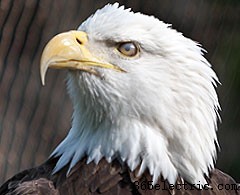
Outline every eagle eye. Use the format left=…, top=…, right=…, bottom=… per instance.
left=117, top=42, right=139, bottom=57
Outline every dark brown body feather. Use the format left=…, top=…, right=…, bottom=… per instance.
left=0, top=157, right=239, bottom=195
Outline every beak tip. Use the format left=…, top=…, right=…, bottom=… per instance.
left=40, top=61, right=47, bottom=86
left=40, top=69, right=46, bottom=86
left=41, top=77, right=45, bottom=86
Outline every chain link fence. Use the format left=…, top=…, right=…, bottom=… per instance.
left=0, top=0, right=239, bottom=184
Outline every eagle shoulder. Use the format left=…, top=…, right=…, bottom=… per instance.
left=0, top=158, right=239, bottom=195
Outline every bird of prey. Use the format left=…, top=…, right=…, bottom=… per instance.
left=0, top=3, right=239, bottom=195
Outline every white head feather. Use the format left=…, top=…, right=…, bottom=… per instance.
left=51, top=3, right=220, bottom=187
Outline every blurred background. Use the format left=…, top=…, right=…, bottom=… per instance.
left=0, top=0, right=239, bottom=184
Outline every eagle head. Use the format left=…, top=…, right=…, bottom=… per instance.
left=40, top=3, right=220, bottom=186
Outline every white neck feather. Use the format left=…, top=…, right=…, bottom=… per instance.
left=51, top=69, right=219, bottom=187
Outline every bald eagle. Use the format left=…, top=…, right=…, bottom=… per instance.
left=0, top=3, right=239, bottom=195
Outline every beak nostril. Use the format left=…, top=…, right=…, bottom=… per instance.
left=76, top=38, right=83, bottom=45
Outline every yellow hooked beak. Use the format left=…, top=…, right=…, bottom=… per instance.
left=40, top=30, right=124, bottom=85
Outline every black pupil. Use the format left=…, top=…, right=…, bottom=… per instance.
left=124, top=43, right=132, bottom=51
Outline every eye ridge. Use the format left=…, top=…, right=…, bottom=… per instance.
left=117, top=42, right=139, bottom=57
